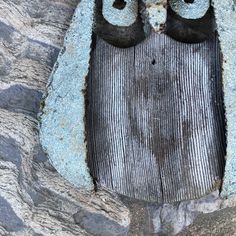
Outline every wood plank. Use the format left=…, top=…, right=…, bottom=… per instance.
left=87, top=32, right=226, bottom=202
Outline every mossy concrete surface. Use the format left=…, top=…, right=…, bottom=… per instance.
left=213, top=0, right=236, bottom=198
left=142, top=0, right=167, bottom=32
left=170, top=0, right=210, bottom=19
left=40, top=0, right=95, bottom=190
left=103, top=0, right=138, bottom=26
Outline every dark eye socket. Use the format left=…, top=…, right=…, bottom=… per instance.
left=112, top=0, right=127, bottom=10
left=95, top=0, right=146, bottom=48
left=184, top=0, right=195, bottom=3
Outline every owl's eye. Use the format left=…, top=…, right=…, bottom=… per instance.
left=169, top=0, right=210, bottom=20
left=166, top=0, right=214, bottom=43
left=112, top=0, right=127, bottom=10
left=94, top=0, right=146, bottom=48
left=94, top=0, right=213, bottom=47
left=94, top=0, right=169, bottom=48
left=103, top=0, right=137, bottom=26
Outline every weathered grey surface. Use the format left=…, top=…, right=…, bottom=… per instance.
left=178, top=205, right=236, bottom=236
left=0, top=1, right=130, bottom=235
left=122, top=191, right=236, bottom=236
left=87, top=32, right=225, bottom=202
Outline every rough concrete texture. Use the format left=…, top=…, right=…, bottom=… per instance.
left=103, top=0, right=138, bottom=26
left=178, top=205, right=236, bottom=235
left=40, top=0, right=94, bottom=190
left=142, top=0, right=167, bottom=32
left=141, top=0, right=167, bottom=33
left=151, top=191, right=223, bottom=235
left=122, top=191, right=236, bottom=235
left=213, top=0, right=236, bottom=198
left=170, top=0, right=210, bottom=19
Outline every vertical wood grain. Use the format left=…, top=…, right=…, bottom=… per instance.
left=87, top=32, right=226, bottom=202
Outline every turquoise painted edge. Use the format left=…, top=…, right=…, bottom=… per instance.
left=213, top=0, right=236, bottom=197
left=103, top=0, right=138, bottom=26
left=170, top=0, right=210, bottom=19
left=40, top=0, right=95, bottom=190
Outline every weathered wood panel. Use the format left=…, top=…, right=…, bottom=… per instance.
left=87, top=33, right=226, bottom=202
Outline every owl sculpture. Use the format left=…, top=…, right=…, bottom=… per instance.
left=40, top=0, right=235, bottom=202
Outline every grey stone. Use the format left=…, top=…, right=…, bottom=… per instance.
left=0, top=85, right=42, bottom=118
left=32, top=144, right=48, bottom=163
left=0, top=53, right=11, bottom=76
left=73, top=206, right=129, bottom=236
left=0, top=195, right=25, bottom=232
left=0, top=21, right=16, bottom=43
left=0, top=134, right=21, bottom=169
left=178, top=206, right=236, bottom=236
left=26, top=38, right=60, bottom=68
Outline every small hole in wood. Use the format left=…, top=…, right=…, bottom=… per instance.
left=152, top=59, right=156, bottom=65
left=113, top=0, right=127, bottom=10
left=184, top=0, right=194, bottom=3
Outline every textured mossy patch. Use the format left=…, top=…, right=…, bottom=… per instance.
left=40, top=0, right=95, bottom=190
left=213, top=0, right=236, bottom=197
